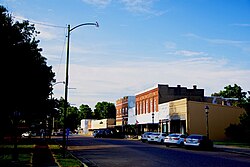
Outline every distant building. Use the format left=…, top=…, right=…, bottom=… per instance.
left=80, top=118, right=116, bottom=135
left=115, top=96, right=135, bottom=133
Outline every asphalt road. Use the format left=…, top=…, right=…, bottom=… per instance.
left=65, top=136, right=250, bottom=167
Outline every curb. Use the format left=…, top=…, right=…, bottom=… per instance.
left=214, top=146, right=250, bottom=157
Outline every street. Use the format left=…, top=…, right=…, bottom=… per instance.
left=62, top=136, right=250, bottom=167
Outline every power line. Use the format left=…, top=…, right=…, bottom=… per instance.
left=56, top=29, right=67, bottom=76
left=12, top=15, right=66, bottom=29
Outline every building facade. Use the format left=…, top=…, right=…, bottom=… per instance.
left=80, top=118, right=116, bottom=135
left=134, top=84, right=204, bottom=133
left=115, top=96, right=135, bottom=133
left=162, top=98, right=245, bottom=140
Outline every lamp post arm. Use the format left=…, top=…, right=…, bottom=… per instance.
left=70, top=22, right=99, bottom=32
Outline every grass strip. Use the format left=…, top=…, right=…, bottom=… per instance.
left=214, top=141, right=250, bottom=148
left=49, top=144, right=84, bottom=167
left=0, top=144, right=33, bottom=166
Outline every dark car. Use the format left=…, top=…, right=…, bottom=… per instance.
left=93, top=129, right=106, bottom=138
left=184, top=134, right=213, bottom=149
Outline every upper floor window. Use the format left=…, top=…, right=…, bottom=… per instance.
left=146, top=99, right=149, bottom=113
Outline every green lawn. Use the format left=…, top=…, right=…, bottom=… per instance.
left=0, top=144, right=33, bottom=166
left=49, top=144, right=84, bottom=167
left=214, top=141, right=250, bottom=148
left=0, top=139, right=83, bottom=167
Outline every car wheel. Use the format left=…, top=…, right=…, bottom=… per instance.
left=165, top=144, right=169, bottom=147
left=179, top=142, right=184, bottom=147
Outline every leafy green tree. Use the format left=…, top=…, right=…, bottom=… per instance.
left=66, top=106, right=79, bottom=131
left=0, top=6, right=55, bottom=139
left=211, top=84, right=247, bottom=107
left=94, top=102, right=116, bottom=119
left=79, top=104, right=93, bottom=119
left=56, top=97, right=70, bottom=129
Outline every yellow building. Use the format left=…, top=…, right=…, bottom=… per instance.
left=164, top=98, right=245, bottom=140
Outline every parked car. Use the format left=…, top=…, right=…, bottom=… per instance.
left=156, top=133, right=167, bottom=144
left=21, top=131, right=36, bottom=138
left=184, top=134, right=213, bottom=149
left=22, top=131, right=31, bottom=137
left=141, top=132, right=154, bottom=143
left=164, top=133, right=187, bottom=147
left=93, top=129, right=106, bottom=138
left=147, top=132, right=161, bottom=143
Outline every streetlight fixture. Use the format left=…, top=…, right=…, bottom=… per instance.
left=63, top=22, right=99, bottom=158
left=152, top=111, right=155, bottom=124
left=205, top=105, right=209, bottom=139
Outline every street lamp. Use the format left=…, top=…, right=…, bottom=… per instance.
left=205, top=105, right=209, bottom=139
left=63, top=22, right=99, bottom=158
left=152, top=111, right=155, bottom=124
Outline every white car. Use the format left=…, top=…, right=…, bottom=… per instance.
left=22, top=131, right=36, bottom=137
left=164, top=133, right=187, bottom=147
left=147, top=132, right=161, bottom=143
left=22, top=131, right=31, bottom=137
left=141, top=132, right=154, bottom=143
left=156, top=133, right=167, bottom=144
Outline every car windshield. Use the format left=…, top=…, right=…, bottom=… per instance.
left=152, top=133, right=160, bottom=136
left=169, top=134, right=180, bottom=137
left=144, top=132, right=153, bottom=135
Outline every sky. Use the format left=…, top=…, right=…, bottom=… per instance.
left=1, top=0, right=250, bottom=110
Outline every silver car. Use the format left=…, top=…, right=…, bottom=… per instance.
left=141, top=132, right=154, bottom=143
left=147, top=133, right=161, bottom=143
left=184, top=134, right=213, bottom=149
left=164, top=133, right=187, bottom=147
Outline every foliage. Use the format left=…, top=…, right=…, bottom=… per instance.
left=212, top=84, right=250, bottom=142
left=211, top=84, right=247, bottom=107
left=79, top=104, right=93, bottom=119
left=65, top=106, right=80, bottom=131
left=93, top=102, right=116, bottom=119
left=55, top=99, right=116, bottom=131
left=0, top=6, right=55, bottom=139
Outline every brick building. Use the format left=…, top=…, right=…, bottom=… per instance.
left=135, top=84, right=204, bottom=133
left=115, top=96, right=135, bottom=133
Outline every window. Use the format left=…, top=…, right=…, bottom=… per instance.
left=143, top=100, right=145, bottom=114
left=140, top=101, right=142, bottom=115
left=150, top=98, right=153, bottom=113
left=136, top=102, right=139, bottom=115
left=154, top=98, right=157, bottom=112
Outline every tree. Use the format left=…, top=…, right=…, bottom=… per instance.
left=66, top=106, right=79, bottom=131
left=93, top=102, right=116, bottom=119
left=211, top=84, right=247, bottom=107
left=79, top=104, right=93, bottom=119
left=0, top=6, right=55, bottom=139
left=212, top=84, right=250, bottom=141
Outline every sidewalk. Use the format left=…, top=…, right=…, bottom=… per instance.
left=32, top=138, right=58, bottom=167
left=214, top=144, right=250, bottom=156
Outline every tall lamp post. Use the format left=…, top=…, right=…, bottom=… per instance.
left=205, top=105, right=209, bottom=139
left=63, top=22, right=99, bottom=158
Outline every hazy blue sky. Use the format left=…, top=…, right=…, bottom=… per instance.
left=2, top=0, right=250, bottom=109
